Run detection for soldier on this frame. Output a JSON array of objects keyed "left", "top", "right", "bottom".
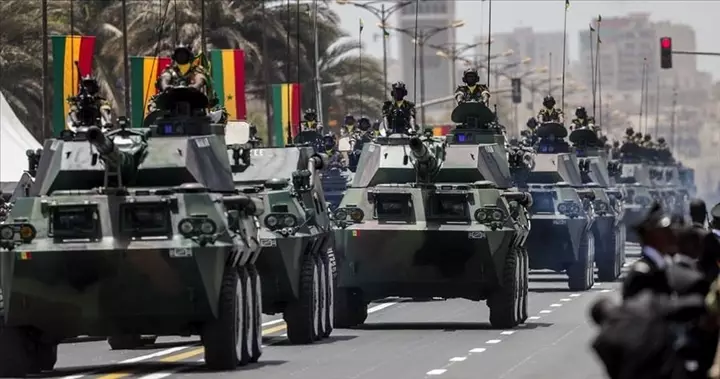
[
  {"left": 357, "top": 117, "right": 374, "bottom": 137},
  {"left": 454, "top": 68, "right": 490, "bottom": 105},
  {"left": 536, "top": 95, "right": 564, "bottom": 124},
  {"left": 67, "top": 75, "right": 113, "bottom": 130},
  {"left": 382, "top": 81, "right": 416, "bottom": 135},
  {"left": 158, "top": 45, "right": 207, "bottom": 93},
  {"left": 610, "top": 140, "right": 621, "bottom": 159},
  {"left": 623, "top": 128, "right": 635, "bottom": 145},
  {"left": 633, "top": 131, "right": 644, "bottom": 144},
  {"left": 642, "top": 134, "right": 654, "bottom": 149},
  {"left": 322, "top": 133, "right": 344, "bottom": 167},
  {"left": 341, "top": 114, "right": 356, "bottom": 136},
  {"left": 300, "top": 108, "right": 322, "bottom": 133},
  {"left": 699, "top": 203, "right": 720, "bottom": 282},
  {"left": 622, "top": 202, "right": 677, "bottom": 300},
  {"left": 569, "top": 106, "right": 595, "bottom": 131},
  {"left": 248, "top": 124, "right": 263, "bottom": 148},
  {"left": 524, "top": 117, "right": 539, "bottom": 146}
]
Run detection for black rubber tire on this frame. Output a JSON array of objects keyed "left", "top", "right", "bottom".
[
  {"left": 238, "top": 267, "right": 253, "bottom": 366},
  {"left": 0, "top": 327, "right": 32, "bottom": 377},
  {"left": 519, "top": 247, "right": 529, "bottom": 323},
  {"left": 247, "top": 265, "right": 263, "bottom": 363},
  {"left": 597, "top": 227, "right": 621, "bottom": 282},
  {"left": 488, "top": 248, "right": 520, "bottom": 329},
  {"left": 568, "top": 233, "right": 595, "bottom": 291},
  {"left": 316, "top": 255, "right": 328, "bottom": 339},
  {"left": 321, "top": 250, "right": 336, "bottom": 338},
  {"left": 34, "top": 342, "right": 58, "bottom": 372},
  {"left": 201, "top": 266, "right": 244, "bottom": 370},
  {"left": 334, "top": 288, "right": 368, "bottom": 328},
  {"left": 285, "top": 254, "right": 321, "bottom": 344}
]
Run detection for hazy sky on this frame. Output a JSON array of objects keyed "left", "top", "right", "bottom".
[{"left": 330, "top": 0, "right": 720, "bottom": 80}]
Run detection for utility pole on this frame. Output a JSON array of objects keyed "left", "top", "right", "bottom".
[
  {"left": 670, "top": 83, "right": 677, "bottom": 155},
  {"left": 41, "top": 0, "right": 49, "bottom": 139},
  {"left": 122, "top": 0, "right": 130, "bottom": 118}
]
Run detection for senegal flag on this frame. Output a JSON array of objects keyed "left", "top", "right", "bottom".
[
  {"left": 51, "top": 35, "right": 96, "bottom": 135},
  {"left": 130, "top": 56, "right": 172, "bottom": 127},
  {"left": 271, "top": 83, "right": 302, "bottom": 147},
  {"left": 209, "top": 49, "right": 246, "bottom": 121}
]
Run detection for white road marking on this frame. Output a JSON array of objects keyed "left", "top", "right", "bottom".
[
  {"left": 469, "top": 348, "right": 486, "bottom": 353},
  {"left": 120, "top": 346, "right": 191, "bottom": 364},
  {"left": 570, "top": 294, "right": 581, "bottom": 297},
  {"left": 550, "top": 303, "right": 562, "bottom": 307},
  {"left": 500, "top": 331, "right": 515, "bottom": 335},
  {"left": 449, "top": 357, "right": 467, "bottom": 362},
  {"left": 560, "top": 298, "right": 571, "bottom": 301},
  {"left": 137, "top": 373, "right": 175, "bottom": 379},
  {"left": 427, "top": 369, "right": 447, "bottom": 375},
  {"left": 486, "top": 339, "right": 502, "bottom": 344},
  {"left": 262, "top": 318, "right": 284, "bottom": 326},
  {"left": 528, "top": 316, "right": 540, "bottom": 320},
  {"left": 600, "top": 289, "right": 611, "bottom": 293},
  {"left": 539, "top": 310, "right": 552, "bottom": 314}
]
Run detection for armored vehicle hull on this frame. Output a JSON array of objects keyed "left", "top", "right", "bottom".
[
  {"left": 321, "top": 168, "right": 352, "bottom": 211},
  {"left": 230, "top": 146, "right": 336, "bottom": 344}
]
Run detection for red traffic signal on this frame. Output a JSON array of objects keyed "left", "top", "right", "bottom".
[{"left": 660, "top": 37, "right": 672, "bottom": 69}]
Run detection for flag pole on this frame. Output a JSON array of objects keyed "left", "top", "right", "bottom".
[
  {"left": 589, "top": 24, "right": 596, "bottom": 118},
  {"left": 596, "top": 15, "right": 603, "bottom": 126},
  {"left": 560, "top": 0, "right": 569, "bottom": 115},
  {"left": 359, "top": 18, "right": 364, "bottom": 119}
]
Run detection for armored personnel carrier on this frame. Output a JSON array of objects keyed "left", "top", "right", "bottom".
[
  {"left": 228, "top": 137, "right": 336, "bottom": 344},
  {"left": 569, "top": 128, "right": 626, "bottom": 282},
  {"left": 0, "top": 87, "right": 264, "bottom": 376},
  {"left": 333, "top": 102, "right": 532, "bottom": 329},
  {"left": 616, "top": 141, "right": 656, "bottom": 242},
  {"left": 515, "top": 122, "right": 596, "bottom": 291}
]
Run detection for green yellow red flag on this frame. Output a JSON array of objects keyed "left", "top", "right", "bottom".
[
  {"left": 130, "top": 56, "right": 172, "bottom": 127},
  {"left": 209, "top": 49, "right": 247, "bottom": 121},
  {"left": 51, "top": 35, "right": 96, "bottom": 135},
  {"left": 271, "top": 83, "right": 302, "bottom": 146}
]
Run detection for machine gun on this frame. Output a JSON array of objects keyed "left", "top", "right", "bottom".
[
  {"left": 408, "top": 136, "right": 444, "bottom": 183},
  {"left": 87, "top": 126, "right": 147, "bottom": 189}
]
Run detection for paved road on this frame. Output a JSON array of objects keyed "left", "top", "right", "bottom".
[{"left": 43, "top": 244, "right": 639, "bottom": 379}]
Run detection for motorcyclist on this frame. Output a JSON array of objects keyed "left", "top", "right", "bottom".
[
  {"left": 381, "top": 81, "right": 416, "bottom": 135},
  {"left": 67, "top": 74, "right": 113, "bottom": 131},
  {"left": 454, "top": 68, "right": 490, "bottom": 105},
  {"left": 158, "top": 45, "right": 207, "bottom": 93},
  {"left": 536, "top": 95, "right": 564, "bottom": 124},
  {"left": 570, "top": 106, "right": 595, "bottom": 131},
  {"left": 341, "top": 114, "right": 356, "bottom": 136},
  {"left": 300, "top": 108, "right": 322, "bottom": 133}
]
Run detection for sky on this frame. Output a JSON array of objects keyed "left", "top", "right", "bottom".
[{"left": 330, "top": 0, "right": 720, "bottom": 80}]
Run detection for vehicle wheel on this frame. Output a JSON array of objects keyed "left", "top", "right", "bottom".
[
  {"left": 247, "top": 265, "right": 263, "bottom": 363},
  {"left": 238, "top": 267, "right": 253, "bottom": 365},
  {"left": 568, "top": 233, "right": 595, "bottom": 291},
  {"left": 597, "top": 227, "right": 621, "bottom": 282},
  {"left": 321, "top": 249, "right": 336, "bottom": 338},
  {"left": 488, "top": 248, "right": 520, "bottom": 329},
  {"left": 284, "top": 254, "right": 321, "bottom": 344},
  {"left": 334, "top": 288, "right": 368, "bottom": 328},
  {"left": 519, "top": 247, "right": 529, "bottom": 323},
  {"left": 0, "top": 326, "right": 33, "bottom": 377},
  {"left": 316, "top": 255, "right": 328, "bottom": 339},
  {"left": 107, "top": 335, "right": 152, "bottom": 350},
  {"left": 33, "top": 341, "right": 58, "bottom": 372},
  {"left": 201, "top": 266, "right": 244, "bottom": 370}
]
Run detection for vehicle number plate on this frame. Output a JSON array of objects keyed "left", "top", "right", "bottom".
[
  {"left": 169, "top": 248, "right": 192, "bottom": 258},
  {"left": 260, "top": 239, "right": 277, "bottom": 247},
  {"left": 468, "top": 231, "right": 486, "bottom": 239},
  {"left": 553, "top": 219, "right": 567, "bottom": 225}
]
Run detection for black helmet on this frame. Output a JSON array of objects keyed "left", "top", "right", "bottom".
[
  {"left": 462, "top": 68, "right": 479, "bottom": 85},
  {"left": 390, "top": 81, "right": 407, "bottom": 98},
  {"left": 635, "top": 132, "right": 642, "bottom": 138},
  {"left": 643, "top": 134, "right": 652, "bottom": 142},
  {"left": 612, "top": 140, "right": 620, "bottom": 147},
  {"left": 526, "top": 117, "right": 538, "bottom": 129},
  {"left": 80, "top": 74, "right": 99, "bottom": 95},
  {"left": 358, "top": 117, "right": 371, "bottom": 130},
  {"left": 658, "top": 137, "right": 666, "bottom": 144},
  {"left": 344, "top": 114, "right": 355, "bottom": 124},
  {"left": 172, "top": 45, "right": 193, "bottom": 65},
  {"left": 323, "top": 133, "right": 336, "bottom": 149},
  {"left": 542, "top": 95, "right": 555, "bottom": 108},
  {"left": 625, "top": 127, "right": 634, "bottom": 136},
  {"left": 303, "top": 108, "right": 317, "bottom": 122},
  {"left": 575, "top": 106, "right": 587, "bottom": 118}
]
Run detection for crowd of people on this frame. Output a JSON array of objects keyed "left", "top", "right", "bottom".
[{"left": 590, "top": 199, "right": 720, "bottom": 379}]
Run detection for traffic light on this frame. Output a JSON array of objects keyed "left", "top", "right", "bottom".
[
  {"left": 511, "top": 78, "right": 522, "bottom": 104},
  {"left": 660, "top": 37, "right": 672, "bottom": 69}
]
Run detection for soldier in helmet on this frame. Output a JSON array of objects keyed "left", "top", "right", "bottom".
[
  {"left": 570, "top": 106, "right": 595, "bottom": 131},
  {"left": 300, "top": 108, "right": 322, "bottom": 133},
  {"left": 633, "top": 131, "right": 644, "bottom": 144},
  {"left": 536, "top": 95, "right": 564, "bottom": 124},
  {"left": 67, "top": 74, "right": 114, "bottom": 130},
  {"left": 623, "top": 127, "right": 635, "bottom": 145},
  {"left": 611, "top": 140, "right": 621, "bottom": 158},
  {"left": 454, "top": 68, "right": 490, "bottom": 105},
  {"left": 341, "top": 114, "right": 356, "bottom": 136},
  {"left": 642, "top": 134, "right": 654, "bottom": 149},
  {"left": 322, "top": 133, "right": 344, "bottom": 167},
  {"left": 382, "top": 81, "right": 416, "bottom": 135},
  {"left": 158, "top": 45, "right": 207, "bottom": 93}
]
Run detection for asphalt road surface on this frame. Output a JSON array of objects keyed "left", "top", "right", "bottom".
[{"left": 43, "top": 244, "right": 639, "bottom": 379}]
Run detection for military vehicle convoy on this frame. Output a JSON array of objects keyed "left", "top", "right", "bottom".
[
  {"left": 616, "top": 141, "right": 658, "bottom": 242},
  {"left": 228, "top": 134, "right": 337, "bottom": 344},
  {"left": 0, "top": 87, "right": 265, "bottom": 376},
  {"left": 516, "top": 122, "right": 596, "bottom": 291},
  {"left": 333, "top": 102, "right": 532, "bottom": 329},
  {"left": 569, "top": 128, "right": 626, "bottom": 282}
]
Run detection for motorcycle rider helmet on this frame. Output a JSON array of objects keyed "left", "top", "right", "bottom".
[
  {"left": 344, "top": 114, "right": 356, "bottom": 125},
  {"left": 303, "top": 108, "right": 317, "bottom": 122},
  {"left": 358, "top": 117, "right": 371, "bottom": 131},
  {"left": 390, "top": 81, "right": 407, "bottom": 100},
  {"left": 542, "top": 95, "right": 556, "bottom": 109},
  {"left": 462, "top": 68, "right": 479, "bottom": 86},
  {"left": 80, "top": 75, "right": 100, "bottom": 95},
  {"left": 575, "top": 106, "right": 587, "bottom": 119},
  {"left": 172, "top": 45, "right": 193, "bottom": 65}
]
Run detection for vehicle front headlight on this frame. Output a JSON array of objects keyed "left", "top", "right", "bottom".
[
  {"left": 265, "top": 215, "right": 279, "bottom": 228},
  {"left": 200, "top": 219, "right": 217, "bottom": 235},
  {"left": 0, "top": 225, "right": 14, "bottom": 240}
]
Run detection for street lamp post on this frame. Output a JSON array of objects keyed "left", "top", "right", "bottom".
[
  {"left": 429, "top": 41, "right": 489, "bottom": 91},
  {"left": 336, "top": 0, "right": 412, "bottom": 92},
  {"left": 382, "top": 20, "right": 465, "bottom": 126}
]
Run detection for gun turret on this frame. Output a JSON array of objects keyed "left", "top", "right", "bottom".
[
  {"left": 409, "top": 136, "right": 441, "bottom": 182},
  {"left": 87, "top": 126, "right": 121, "bottom": 165},
  {"left": 87, "top": 126, "right": 144, "bottom": 188}
]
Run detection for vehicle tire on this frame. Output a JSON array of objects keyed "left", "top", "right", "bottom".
[
  {"left": 34, "top": 341, "right": 58, "bottom": 371},
  {"left": 568, "top": 233, "right": 595, "bottom": 291},
  {"left": 321, "top": 249, "right": 336, "bottom": 338},
  {"left": 334, "top": 288, "right": 368, "bottom": 328},
  {"left": 488, "top": 248, "right": 520, "bottom": 329},
  {"left": 0, "top": 326, "right": 33, "bottom": 377},
  {"left": 201, "top": 266, "right": 244, "bottom": 370},
  {"left": 238, "top": 267, "right": 253, "bottom": 365},
  {"left": 284, "top": 254, "right": 321, "bottom": 344},
  {"left": 519, "top": 247, "right": 529, "bottom": 323},
  {"left": 316, "top": 255, "right": 328, "bottom": 339},
  {"left": 247, "top": 264, "right": 263, "bottom": 363},
  {"left": 597, "top": 227, "right": 621, "bottom": 282}
]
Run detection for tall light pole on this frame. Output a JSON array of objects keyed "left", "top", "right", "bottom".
[
  {"left": 382, "top": 20, "right": 465, "bottom": 126},
  {"left": 428, "top": 41, "right": 489, "bottom": 91},
  {"left": 336, "top": 0, "right": 412, "bottom": 93}
]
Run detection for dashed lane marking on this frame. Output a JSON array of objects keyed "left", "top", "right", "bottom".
[
  {"left": 426, "top": 369, "right": 447, "bottom": 375},
  {"left": 486, "top": 339, "right": 502, "bottom": 344},
  {"left": 539, "top": 310, "right": 552, "bottom": 314},
  {"left": 569, "top": 294, "right": 581, "bottom": 297},
  {"left": 550, "top": 303, "right": 562, "bottom": 307},
  {"left": 469, "top": 348, "right": 486, "bottom": 353},
  {"left": 528, "top": 316, "right": 540, "bottom": 320},
  {"left": 560, "top": 298, "right": 571, "bottom": 301},
  {"left": 449, "top": 357, "right": 467, "bottom": 362},
  {"left": 500, "top": 331, "right": 515, "bottom": 335}
]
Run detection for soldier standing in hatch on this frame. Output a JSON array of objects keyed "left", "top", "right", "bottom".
[
  {"left": 67, "top": 75, "right": 114, "bottom": 130},
  {"left": 299, "top": 108, "right": 323, "bottom": 133},
  {"left": 382, "top": 81, "right": 416, "bottom": 135},
  {"left": 157, "top": 45, "right": 207, "bottom": 93},
  {"left": 536, "top": 95, "right": 564, "bottom": 124},
  {"left": 454, "top": 68, "right": 490, "bottom": 105},
  {"left": 341, "top": 114, "right": 356, "bottom": 136},
  {"left": 641, "top": 134, "right": 654, "bottom": 149},
  {"left": 569, "top": 106, "right": 596, "bottom": 131}
]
